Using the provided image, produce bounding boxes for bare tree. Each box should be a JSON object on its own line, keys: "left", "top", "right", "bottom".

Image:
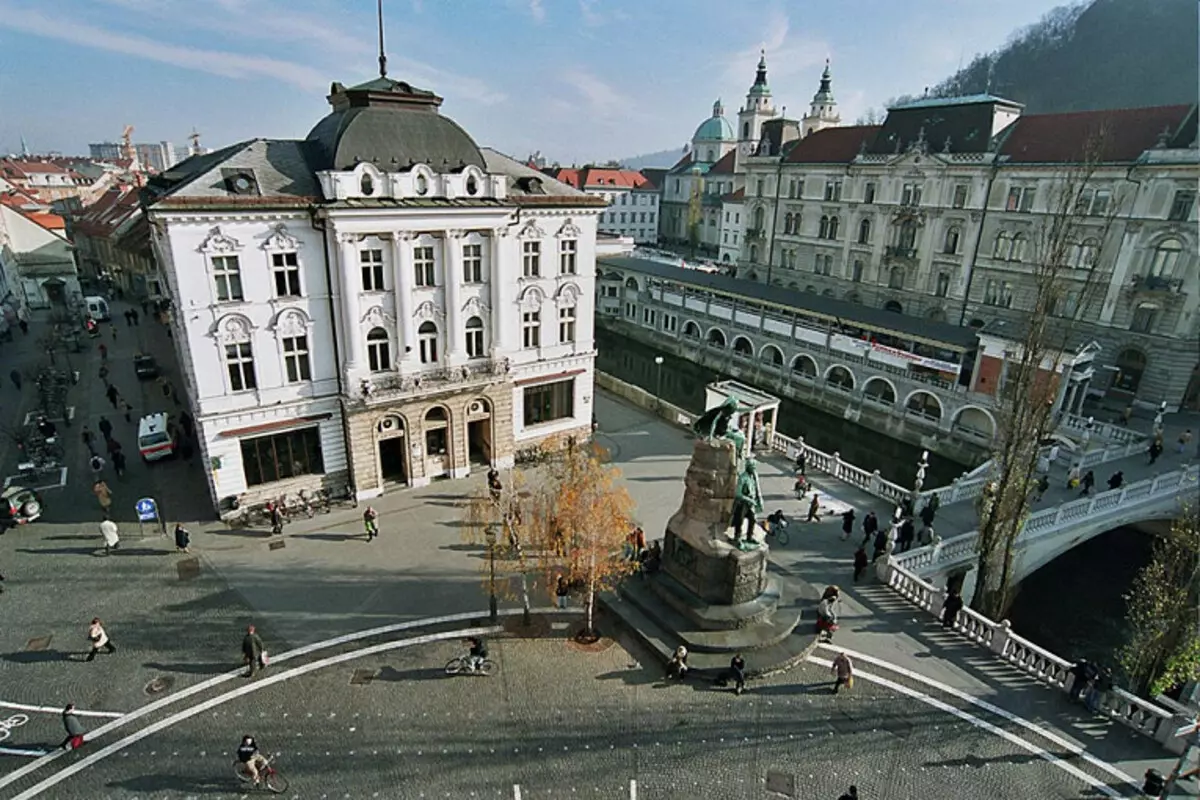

{"left": 462, "top": 470, "right": 540, "bottom": 627}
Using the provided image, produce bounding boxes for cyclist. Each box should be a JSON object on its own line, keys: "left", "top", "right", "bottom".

{"left": 236, "top": 735, "right": 268, "bottom": 785}
{"left": 466, "top": 636, "right": 488, "bottom": 672}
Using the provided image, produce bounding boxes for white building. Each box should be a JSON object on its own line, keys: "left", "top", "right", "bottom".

{"left": 542, "top": 166, "right": 660, "bottom": 244}
{"left": 141, "top": 75, "right": 603, "bottom": 508}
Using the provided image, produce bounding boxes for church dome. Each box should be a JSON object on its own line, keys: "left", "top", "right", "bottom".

{"left": 693, "top": 99, "right": 735, "bottom": 142}
{"left": 306, "top": 77, "right": 486, "bottom": 172}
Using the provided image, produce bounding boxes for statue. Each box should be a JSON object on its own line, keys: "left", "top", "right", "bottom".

{"left": 729, "top": 459, "right": 764, "bottom": 547}
{"left": 691, "top": 396, "right": 746, "bottom": 455}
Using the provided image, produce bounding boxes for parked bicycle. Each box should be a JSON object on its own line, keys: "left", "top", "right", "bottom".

{"left": 444, "top": 656, "right": 497, "bottom": 677}
{"left": 232, "top": 754, "right": 289, "bottom": 793}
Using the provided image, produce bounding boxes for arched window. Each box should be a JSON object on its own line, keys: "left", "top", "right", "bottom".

{"left": 418, "top": 321, "right": 439, "bottom": 364}
{"left": 683, "top": 321, "right": 701, "bottom": 339}
{"left": 897, "top": 220, "right": 917, "bottom": 251}
{"left": 366, "top": 327, "right": 391, "bottom": 372}
{"left": 943, "top": 226, "right": 961, "bottom": 255}
{"left": 1009, "top": 233, "right": 1027, "bottom": 262}
{"left": 858, "top": 218, "right": 871, "bottom": 244}
{"left": 465, "top": 316, "right": 485, "bottom": 359}
{"left": 753, "top": 206, "right": 765, "bottom": 229}
{"left": 1113, "top": 348, "right": 1147, "bottom": 393}
{"left": 828, "top": 216, "right": 840, "bottom": 240}
{"left": 707, "top": 328, "right": 726, "bottom": 348}
{"left": 993, "top": 232, "right": 1010, "bottom": 259}
{"left": 1150, "top": 239, "right": 1183, "bottom": 276}
{"left": 749, "top": 244, "right": 758, "bottom": 262}
{"left": 784, "top": 213, "right": 794, "bottom": 234}
{"left": 818, "top": 215, "right": 830, "bottom": 239}
{"left": 625, "top": 277, "right": 639, "bottom": 290}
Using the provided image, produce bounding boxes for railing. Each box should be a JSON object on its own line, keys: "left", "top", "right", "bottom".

{"left": 356, "top": 359, "right": 507, "bottom": 407}
{"left": 1130, "top": 274, "right": 1184, "bottom": 294}
{"left": 1059, "top": 413, "right": 1145, "bottom": 446}
{"left": 882, "top": 559, "right": 1188, "bottom": 752}
{"left": 769, "top": 430, "right": 913, "bottom": 505}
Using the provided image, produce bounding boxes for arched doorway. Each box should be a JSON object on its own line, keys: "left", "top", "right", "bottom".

{"left": 424, "top": 405, "right": 451, "bottom": 479}
{"left": 884, "top": 300, "right": 903, "bottom": 314}
{"left": 466, "top": 397, "right": 493, "bottom": 465}
{"left": 376, "top": 415, "right": 408, "bottom": 486}
{"left": 1112, "top": 348, "right": 1147, "bottom": 395}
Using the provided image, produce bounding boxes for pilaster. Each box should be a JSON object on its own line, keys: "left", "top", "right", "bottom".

{"left": 389, "top": 231, "right": 418, "bottom": 364}
{"left": 489, "top": 228, "right": 516, "bottom": 355}
{"left": 444, "top": 229, "right": 467, "bottom": 364}
{"left": 336, "top": 233, "right": 363, "bottom": 372}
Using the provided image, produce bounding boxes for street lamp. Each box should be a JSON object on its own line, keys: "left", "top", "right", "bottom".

{"left": 653, "top": 356, "right": 664, "bottom": 412}
{"left": 1154, "top": 401, "right": 1167, "bottom": 437}
{"left": 911, "top": 449, "right": 929, "bottom": 515}
{"left": 485, "top": 523, "right": 499, "bottom": 623}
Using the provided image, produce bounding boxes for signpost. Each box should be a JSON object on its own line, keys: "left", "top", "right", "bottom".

{"left": 135, "top": 497, "right": 164, "bottom": 537}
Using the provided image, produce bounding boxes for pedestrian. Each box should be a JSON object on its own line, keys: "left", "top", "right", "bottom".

{"left": 110, "top": 325, "right": 116, "bottom": 341}
{"left": 363, "top": 505, "right": 378, "bottom": 540}
{"left": 81, "top": 425, "right": 96, "bottom": 454}
{"left": 124, "top": 310, "right": 133, "bottom": 327}
{"left": 180, "top": 438, "right": 194, "bottom": 461}
{"left": 897, "top": 517, "right": 915, "bottom": 552}
{"left": 98, "top": 343, "right": 108, "bottom": 361}
{"left": 794, "top": 450, "right": 806, "bottom": 476}
{"left": 831, "top": 651, "right": 854, "bottom": 693}
{"left": 1107, "top": 470, "right": 1124, "bottom": 491}
{"left": 105, "top": 384, "right": 119, "bottom": 408}
{"left": 105, "top": 437, "right": 122, "bottom": 457}
{"left": 130, "top": 308, "right": 139, "bottom": 325}
{"left": 1121, "top": 404, "right": 1134, "bottom": 426}
{"left": 861, "top": 510, "right": 878, "bottom": 546}
{"left": 97, "top": 416, "right": 113, "bottom": 441}
{"left": 17, "top": 318, "right": 27, "bottom": 335}
{"left": 1034, "top": 474, "right": 1050, "bottom": 502}
{"left": 92, "top": 480, "right": 112, "bottom": 514}
{"left": 1086, "top": 666, "right": 1113, "bottom": 713}
{"left": 1068, "top": 659, "right": 1094, "bottom": 703}
{"left": 805, "top": 493, "right": 820, "bottom": 522}
{"left": 1066, "top": 463, "right": 1081, "bottom": 490}
{"left": 89, "top": 453, "right": 106, "bottom": 479}
{"left": 666, "top": 645, "right": 689, "bottom": 681}
{"left": 98, "top": 364, "right": 110, "bottom": 386}
{"left": 59, "top": 704, "right": 86, "bottom": 750}
{"left": 727, "top": 653, "right": 747, "bottom": 695}
{"left": 1148, "top": 438, "right": 1163, "bottom": 464}
{"left": 852, "top": 545, "right": 868, "bottom": 583}
{"left": 840, "top": 508, "right": 855, "bottom": 541}
{"left": 941, "top": 589, "right": 964, "bottom": 628}
{"left": 159, "top": 377, "right": 173, "bottom": 403}
{"left": 174, "top": 523, "right": 191, "bottom": 553}
{"left": 139, "top": 300, "right": 148, "bottom": 316}
{"left": 85, "top": 617, "right": 116, "bottom": 661}
{"left": 179, "top": 410, "right": 193, "bottom": 439}
{"left": 1178, "top": 429, "right": 1193, "bottom": 455}
{"left": 242, "top": 624, "right": 266, "bottom": 677}
{"left": 121, "top": 398, "right": 133, "bottom": 423}
{"left": 816, "top": 587, "right": 839, "bottom": 642}
{"left": 919, "top": 501, "right": 937, "bottom": 528}
{"left": 111, "top": 449, "right": 126, "bottom": 478}
{"left": 556, "top": 574, "right": 569, "bottom": 609}
{"left": 1080, "top": 470, "right": 1095, "bottom": 496}
{"left": 837, "top": 787, "right": 859, "bottom": 800}
{"left": 9, "top": 369, "right": 20, "bottom": 390}
{"left": 99, "top": 517, "right": 120, "bottom": 554}
{"left": 918, "top": 521, "right": 935, "bottom": 547}
{"left": 267, "top": 501, "right": 284, "bottom": 536}
{"left": 872, "top": 527, "right": 889, "bottom": 562}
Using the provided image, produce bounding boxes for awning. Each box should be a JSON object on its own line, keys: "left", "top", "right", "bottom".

{"left": 514, "top": 368, "right": 587, "bottom": 387}
{"left": 217, "top": 413, "right": 333, "bottom": 438}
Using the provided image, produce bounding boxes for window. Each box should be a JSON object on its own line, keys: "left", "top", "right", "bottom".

{"left": 788, "top": 179, "right": 798, "bottom": 199}
{"left": 863, "top": 183, "right": 876, "bottom": 204}
{"left": 824, "top": 180, "right": 842, "bottom": 201}
{"left": 1091, "top": 189, "right": 1111, "bottom": 216}
{"left": 784, "top": 213, "right": 794, "bottom": 235}
{"left": 756, "top": 179, "right": 765, "bottom": 196}
{"left": 1168, "top": 189, "right": 1196, "bottom": 222}
{"left": 984, "top": 280, "right": 1014, "bottom": 308}
{"left": 952, "top": 184, "right": 968, "bottom": 209}
{"left": 225, "top": 341, "right": 256, "bottom": 391}
{"left": 1149, "top": 239, "right": 1182, "bottom": 276}
{"left": 663, "top": 313, "right": 677, "bottom": 333}
{"left": 935, "top": 272, "right": 951, "bottom": 297}
{"left": 1075, "top": 238, "right": 1100, "bottom": 268}
{"left": 465, "top": 316, "right": 485, "bottom": 358}
{"left": 462, "top": 243, "right": 483, "bottom": 283}
{"left": 993, "top": 232, "right": 1010, "bottom": 259}
{"left": 1131, "top": 305, "right": 1159, "bottom": 333}
{"left": 360, "top": 249, "right": 385, "bottom": 291}
{"left": 1009, "top": 233, "right": 1027, "bottom": 262}
{"left": 240, "top": 427, "right": 324, "bottom": 487}
{"left": 366, "top": 327, "right": 391, "bottom": 372}
{"left": 897, "top": 220, "right": 917, "bottom": 252}
{"left": 523, "top": 379, "right": 574, "bottom": 426}
{"left": 888, "top": 267, "right": 905, "bottom": 289}
{"left": 857, "top": 218, "right": 871, "bottom": 244}
{"left": 559, "top": 239, "right": 577, "bottom": 274}
{"left": 271, "top": 252, "right": 301, "bottom": 297}
{"left": 620, "top": 212, "right": 626, "bottom": 223}
{"left": 522, "top": 311, "right": 541, "bottom": 348}
{"left": 818, "top": 216, "right": 829, "bottom": 239}
{"left": 418, "top": 321, "right": 439, "bottom": 363}
{"left": 212, "top": 255, "right": 243, "bottom": 302}
{"left": 522, "top": 241, "right": 541, "bottom": 278}
{"left": 852, "top": 260, "right": 864, "bottom": 282}
{"left": 559, "top": 306, "right": 576, "bottom": 343}
{"left": 943, "top": 226, "right": 961, "bottom": 255}
{"left": 1006, "top": 186, "right": 1035, "bottom": 212}
{"left": 281, "top": 335, "right": 311, "bottom": 382}
{"left": 413, "top": 245, "right": 435, "bottom": 287}
{"left": 828, "top": 217, "right": 840, "bottom": 240}
{"left": 901, "top": 183, "right": 922, "bottom": 207}
{"left": 642, "top": 307, "right": 657, "bottom": 327}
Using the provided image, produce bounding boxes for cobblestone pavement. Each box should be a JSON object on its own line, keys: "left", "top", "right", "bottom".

{"left": 0, "top": 633, "right": 1145, "bottom": 799}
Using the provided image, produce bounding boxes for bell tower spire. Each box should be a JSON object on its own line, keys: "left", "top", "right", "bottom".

{"left": 736, "top": 50, "right": 777, "bottom": 167}
{"left": 801, "top": 59, "right": 842, "bottom": 138}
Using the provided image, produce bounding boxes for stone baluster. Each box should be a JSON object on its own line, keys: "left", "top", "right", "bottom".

{"left": 989, "top": 618, "right": 1013, "bottom": 656}
{"left": 833, "top": 451, "right": 842, "bottom": 479}
{"left": 389, "top": 231, "right": 417, "bottom": 364}
{"left": 443, "top": 229, "right": 466, "bottom": 364}
{"left": 335, "top": 232, "right": 364, "bottom": 373}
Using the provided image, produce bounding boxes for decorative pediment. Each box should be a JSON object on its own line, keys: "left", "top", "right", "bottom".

{"left": 462, "top": 296, "right": 490, "bottom": 317}
{"left": 360, "top": 304, "right": 395, "bottom": 328}
{"left": 273, "top": 308, "right": 310, "bottom": 338}
{"left": 556, "top": 218, "right": 582, "bottom": 239}
{"left": 414, "top": 299, "right": 445, "bottom": 321}
{"left": 517, "top": 218, "right": 546, "bottom": 239}
{"left": 517, "top": 285, "right": 546, "bottom": 311}
{"left": 555, "top": 283, "right": 581, "bottom": 306}
{"left": 261, "top": 223, "right": 302, "bottom": 252}
{"left": 197, "top": 226, "right": 241, "bottom": 254}
{"left": 214, "top": 313, "right": 254, "bottom": 344}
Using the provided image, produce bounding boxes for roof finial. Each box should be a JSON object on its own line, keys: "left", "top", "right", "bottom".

{"left": 377, "top": 0, "right": 388, "bottom": 78}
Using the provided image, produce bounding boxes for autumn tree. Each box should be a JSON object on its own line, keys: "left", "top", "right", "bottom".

{"left": 1119, "top": 510, "right": 1200, "bottom": 696}
{"left": 971, "top": 133, "right": 1117, "bottom": 618}
{"left": 462, "top": 469, "right": 540, "bottom": 627}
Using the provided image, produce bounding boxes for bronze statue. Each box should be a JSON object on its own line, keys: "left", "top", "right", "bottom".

{"left": 730, "top": 459, "right": 764, "bottom": 547}
{"left": 692, "top": 396, "right": 746, "bottom": 454}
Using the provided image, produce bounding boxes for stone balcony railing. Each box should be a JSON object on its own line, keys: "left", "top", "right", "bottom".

{"left": 353, "top": 358, "right": 509, "bottom": 408}
{"left": 1059, "top": 413, "right": 1146, "bottom": 446}
{"left": 883, "top": 560, "right": 1191, "bottom": 754}
{"left": 769, "top": 430, "right": 915, "bottom": 506}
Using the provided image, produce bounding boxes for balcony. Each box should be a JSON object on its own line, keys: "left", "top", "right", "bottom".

{"left": 885, "top": 245, "right": 918, "bottom": 261}
{"left": 355, "top": 359, "right": 505, "bottom": 407}
{"left": 1129, "top": 274, "right": 1183, "bottom": 294}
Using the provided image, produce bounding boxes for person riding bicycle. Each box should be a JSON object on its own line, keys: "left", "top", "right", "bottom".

{"left": 766, "top": 510, "right": 787, "bottom": 539}
{"left": 466, "top": 636, "right": 488, "bottom": 672}
{"left": 236, "top": 735, "right": 269, "bottom": 785}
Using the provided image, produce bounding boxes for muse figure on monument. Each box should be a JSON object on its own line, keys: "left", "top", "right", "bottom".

{"left": 691, "top": 395, "right": 746, "bottom": 457}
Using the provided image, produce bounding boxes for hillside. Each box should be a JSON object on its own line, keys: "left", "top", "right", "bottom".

{"left": 915, "top": 0, "right": 1198, "bottom": 113}
{"left": 613, "top": 147, "right": 684, "bottom": 170}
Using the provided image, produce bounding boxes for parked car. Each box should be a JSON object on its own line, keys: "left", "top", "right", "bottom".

{"left": 0, "top": 486, "right": 43, "bottom": 531}
{"left": 133, "top": 354, "right": 160, "bottom": 380}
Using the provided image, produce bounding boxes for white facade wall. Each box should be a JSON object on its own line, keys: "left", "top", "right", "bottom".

{"left": 595, "top": 188, "right": 659, "bottom": 243}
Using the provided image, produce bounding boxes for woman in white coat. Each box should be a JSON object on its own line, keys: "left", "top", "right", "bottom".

{"left": 99, "top": 518, "right": 120, "bottom": 555}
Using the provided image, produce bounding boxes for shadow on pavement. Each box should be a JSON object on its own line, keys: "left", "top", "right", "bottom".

{"left": 142, "top": 660, "right": 235, "bottom": 676}
{"left": 375, "top": 666, "right": 447, "bottom": 682}
{"left": 15, "top": 546, "right": 167, "bottom": 557}
{"left": 105, "top": 774, "right": 230, "bottom": 794}
{"left": 2, "top": 649, "right": 75, "bottom": 664}
{"left": 289, "top": 532, "right": 365, "bottom": 542}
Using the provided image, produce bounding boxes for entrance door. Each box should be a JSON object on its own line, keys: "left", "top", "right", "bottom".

{"left": 378, "top": 437, "right": 407, "bottom": 484}
{"left": 468, "top": 419, "right": 492, "bottom": 464}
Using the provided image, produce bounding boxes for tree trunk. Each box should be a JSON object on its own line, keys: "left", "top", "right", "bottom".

{"left": 585, "top": 552, "right": 597, "bottom": 637}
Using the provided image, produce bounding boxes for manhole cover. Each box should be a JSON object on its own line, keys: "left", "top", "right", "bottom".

{"left": 268, "top": 539, "right": 286, "bottom": 551}
{"left": 176, "top": 558, "right": 200, "bottom": 580}
{"left": 144, "top": 676, "right": 175, "bottom": 695}
{"left": 765, "top": 771, "right": 796, "bottom": 797}
{"left": 349, "top": 669, "right": 377, "bottom": 686}
{"left": 24, "top": 636, "right": 51, "bottom": 652}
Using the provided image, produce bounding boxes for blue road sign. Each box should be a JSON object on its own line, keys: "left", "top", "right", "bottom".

{"left": 135, "top": 497, "right": 158, "bottom": 522}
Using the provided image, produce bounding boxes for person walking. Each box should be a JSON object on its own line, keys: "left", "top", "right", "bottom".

{"left": 9, "top": 369, "right": 21, "bottom": 390}
{"left": 1080, "top": 470, "right": 1095, "bottom": 496}
{"left": 362, "top": 505, "right": 379, "bottom": 540}
{"left": 861, "top": 510, "right": 878, "bottom": 547}
{"left": 111, "top": 449, "right": 126, "bottom": 478}
{"left": 831, "top": 651, "right": 854, "bottom": 694}
{"left": 941, "top": 589, "right": 964, "bottom": 628}
{"left": 872, "top": 527, "right": 889, "bottom": 562}
{"left": 1178, "top": 429, "right": 1193, "bottom": 455}
{"left": 728, "top": 653, "right": 747, "bottom": 695}
{"left": 1148, "top": 438, "right": 1163, "bottom": 464}
{"left": 99, "top": 517, "right": 120, "bottom": 554}
{"left": 1107, "top": 470, "right": 1124, "bottom": 491}
{"left": 919, "top": 501, "right": 937, "bottom": 529}
{"left": 98, "top": 343, "right": 108, "bottom": 362}
{"left": 805, "top": 493, "right": 820, "bottom": 523}
{"left": 17, "top": 318, "right": 27, "bottom": 335}
{"left": 97, "top": 416, "right": 113, "bottom": 441}
{"left": 89, "top": 454, "right": 106, "bottom": 480}
{"left": 105, "top": 437, "right": 122, "bottom": 458}
{"left": 852, "top": 545, "right": 868, "bottom": 583}
{"left": 121, "top": 398, "right": 133, "bottom": 423}
{"left": 105, "top": 384, "right": 120, "bottom": 409}
{"left": 1034, "top": 475, "right": 1050, "bottom": 502}
{"left": 130, "top": 308, "right": 139, "bottom": 326}
{"left": 1066, "top": 463, "right": 1081, "bottom": 490}
{"left": 266, "top": 501, "right": 284, "bottom": 536}
{"left": 174, "top": 523, "right": 191, "bottom": 553}
{"left": 840, "top": 509, "right": 855, "bottom": 541}
{"left": 897, "top": 518, "right": 915, "bottom": 552}
{"left": 555, "top": 574, "right": 569, "bottom": 609}
{"left": 85, "top": 618, "right": 116, "bottom": 661}
{"left": 92, "top": 480, "right": 112, "bottom": 514}
{"left": 59, "top": 704, "right": 87, "bottom": 750}
{"left": 81, "top": 425, "right": 96, "bottom": 455}
{"left": 1068, "top": 659, "right": 1095, "bottom": 703}
{"left": 794, "top": 450, "right": 806, "bottom": 476}
{"left": 242, "top": 624, "right": 266, "bottom": 677}
{"left": 109, "top": 325, "right": 117, "bottom": 342}
{"left": 816, "top": 587, "right": 839, "bottom": 642}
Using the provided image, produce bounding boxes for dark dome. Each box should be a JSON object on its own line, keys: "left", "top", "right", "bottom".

{"left": 305, "top": 77, "right": 486, "bottom": 172}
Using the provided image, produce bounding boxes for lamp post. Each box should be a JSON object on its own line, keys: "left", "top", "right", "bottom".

{"left": 1154, "top": 401, "right": 1167, "bottom": 438}
{"left": 485, "top": 523, "right": 499, "bottom": 622}
{"left": 654, "top": 356, "right": 664, "bottom": 412}
{"left": 911, "top": 449, "right": 929, "bottom": 516}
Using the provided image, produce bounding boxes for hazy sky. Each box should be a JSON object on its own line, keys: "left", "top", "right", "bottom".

{"left": 0, "top": 0, "right": 1072, "bottom": 165}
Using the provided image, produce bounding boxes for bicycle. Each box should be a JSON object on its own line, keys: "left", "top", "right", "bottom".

{"left": 765, "top": 522, "right": 790, "bottom": 547}
{"left": 232, "top": 754, "right": 289, "bottom": 793}
{"left": 445, "top": 656, "right": 497, "bottom": 677}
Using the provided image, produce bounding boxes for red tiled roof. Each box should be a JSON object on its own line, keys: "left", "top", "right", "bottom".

{"left": 784, "top": 125, "right": 881, "bottom": 164}
{"left": 26, "top": 211, "right": 65, "bottom": 230}
{"left": 708, "top": 149, "right": 737, "bottom": 175}
{"left": 721, "top": 187, "right": 746, "bottom": 202}
{"left": 545, "top": 167, "right": 580, "bottom": 188}
{"left": 579, "top": 167, "right": 648, "bottom": 189}
{"left": 998, "top": 104, "right": 1195, "bottom": 163}
{"left": 0, "top": 158, "right": 70, "bottom": 175}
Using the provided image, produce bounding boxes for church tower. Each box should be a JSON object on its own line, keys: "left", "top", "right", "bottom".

{"left": 737, "top": 51, "right": 776, "bottom": 163}
{"left": 801, "top": 60, "right": 841, "bottom": 138}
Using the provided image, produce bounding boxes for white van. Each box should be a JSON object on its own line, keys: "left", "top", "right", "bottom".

{"left": 84, "top": 296, "right": 110, "bottom": 322}
{"left": 137, "top": 413, "right": 175, "bottom": 462}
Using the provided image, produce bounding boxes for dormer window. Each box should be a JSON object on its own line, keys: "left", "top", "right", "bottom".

{"left": 415, "top": 173, "right": 429, "bottom": 196}
{"left": 360, "top": 174, "right": 375, "bottom": 196}
{"left": 466, "top": 174, "right": 479, "bottom": 196}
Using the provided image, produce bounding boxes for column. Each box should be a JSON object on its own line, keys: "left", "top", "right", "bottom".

{"left": 489, "top": 229, "right": 515, "bottom": 355}
{"left": 390, "top": 232, "right": 417, "bottom": 364}
{"left": 336, "top": 233, "right": 364, "bottom": 371}
{"left": 444, "top": 230, "right": 466, "bottom": 363}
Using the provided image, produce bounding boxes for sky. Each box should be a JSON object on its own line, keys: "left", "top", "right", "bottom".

{"left": 0, "top": 0, "right": 1074, "bottom": 166}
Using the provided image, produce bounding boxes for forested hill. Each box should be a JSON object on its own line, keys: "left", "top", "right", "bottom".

{"left": 913, "top": 0, "right": 1198, "bottom": 113}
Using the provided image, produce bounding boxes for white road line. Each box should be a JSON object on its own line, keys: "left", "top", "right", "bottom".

{"left": 0, "top": 702, "right": 123, "bottom": 719}
{"left": 806, "top": 656, "right": 1122, "bottom": 799}
{"left": 0, "top": 748, "right": 48, "bottom": 759}
{"left": 630, "top": 778, "right": 637, "bottom": 799}
{"left": 513, "top": 784, "right": 522, "bottom": 800}
{"left": 0, "top": 606, "right": 578, "bottom": 792}
{"left": 815, "top": 642, "right": 1141, "bottom": 792}
{"left": 12, "top": 625, "right": 502, "bottom": 799}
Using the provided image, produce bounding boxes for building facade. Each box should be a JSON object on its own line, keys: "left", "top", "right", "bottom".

{"left": 738, "top": 96, "right": 1200, "bottom": 410}
{"left": 140, "top": 76, "right": 603, "bottom": 509}
{"left": 543, "top": 166, "right": 659, "bottom": 243}
{"left": 0, "top": 200, "right": 78, "bottom": 316}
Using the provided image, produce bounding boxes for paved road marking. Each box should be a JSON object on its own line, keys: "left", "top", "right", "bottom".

{"left": 805, "top": 655, "right": 1122, "bottom": 799}
{"left": 630, "top": 778, "right": 637, "bottom": 799}
{"left": 0, "top": 748, "right": 47, "bottom": 759}
{"left": 11, "top": 625, "right": 501, "bottom": 799}
{"left": 0, "top": 702, "right": 123, "bottom": 719}
{"left": 0, "top": 607, "right": 578, "bottom": 792}
{"left": 815, "top": 642, "right": 1141, "bottom": 792}
{"left": 513, "top": 785, "right": 522, "bottom": 800}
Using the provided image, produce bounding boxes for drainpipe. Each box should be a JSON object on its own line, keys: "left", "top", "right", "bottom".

{"left": 309, "top": 206, "right": 352, "bottom": 495}
{"left": 763, "top": 154, "right": 786, "bottom": 285}
{"left": 958, "top": 162, "right": 999, "bottom": 326}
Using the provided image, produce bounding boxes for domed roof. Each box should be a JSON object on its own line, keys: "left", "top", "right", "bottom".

{"left": 693, "top": 99, "right": 735, "bottom": 143}
{"left": 305, "top": 77, "right": 486, "bottom": 172}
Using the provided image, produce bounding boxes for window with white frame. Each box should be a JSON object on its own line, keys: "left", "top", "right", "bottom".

{"left": 641, "top": 307, "right": 657, "bottom": 328}
{"left": 824, "top": 179, "right": 842, "bottom": 201}
{"left": 360, "top": 249, "right": 385, "bottom": 291}
{"left": 559, "top": 306, "right": 577, "bottom": 343}
{"left": 1131, "top": 304, "right": 1158, "bottom": 333}
{"left": 414, "top": 245, "right": 435, "bottom": 287}
{"left": 366, "top": 327, "right": 391, "bottom": 372}
{"left": 212, "top": 255, "right": 243, "bottom": 302}
{"left": 462, "top": 243, "right": 483, "bottom": 283}
{"left": 1006, "top": 186, "right": 1035, "bottom": 212}
{"left": 559, "top": 239, "right": 577, "bottom": 274}
{"left": 281, "top": 335, "right": 311, "bottom": 382}
{"left": 271, "top": 252, "right": 301, "bottom": 297}
{"left": 1168, "top": 190, "right": 1196, "bottom": 222}
{"left": 663, "top": 313, "right": 677, "bottom": 333}
{"left": 901, "top": 183, "right": 922, "bottom": 207}
{"left": 418, "top": 321, "right": 439, "bottom": 363}
{"left": 465, "top": 316, "right": 485, "bottom": 358}
{"left": 857, "top": 218, "right": 871, "bottom": 244}
{"left": 522, "top": 310, "right": 541, "bottom": 348}
{"left": 1149, "top": 239, "right": 1182, "bottom": 276}
{"left": 225, "top": 341, "right": 256, "bottom": 391}
{"left": 1009, "top": 233, "right": 1027, "bottom": 262}
{"left": 523, "top": 241, "right": 541, "bottom": 278}
{"left": 863, "top": 182, "right": 876, "bottom": 204}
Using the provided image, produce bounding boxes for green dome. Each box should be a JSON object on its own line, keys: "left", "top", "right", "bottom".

{"left": 693, "top": 99, "right": 735, "bottom": 142}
